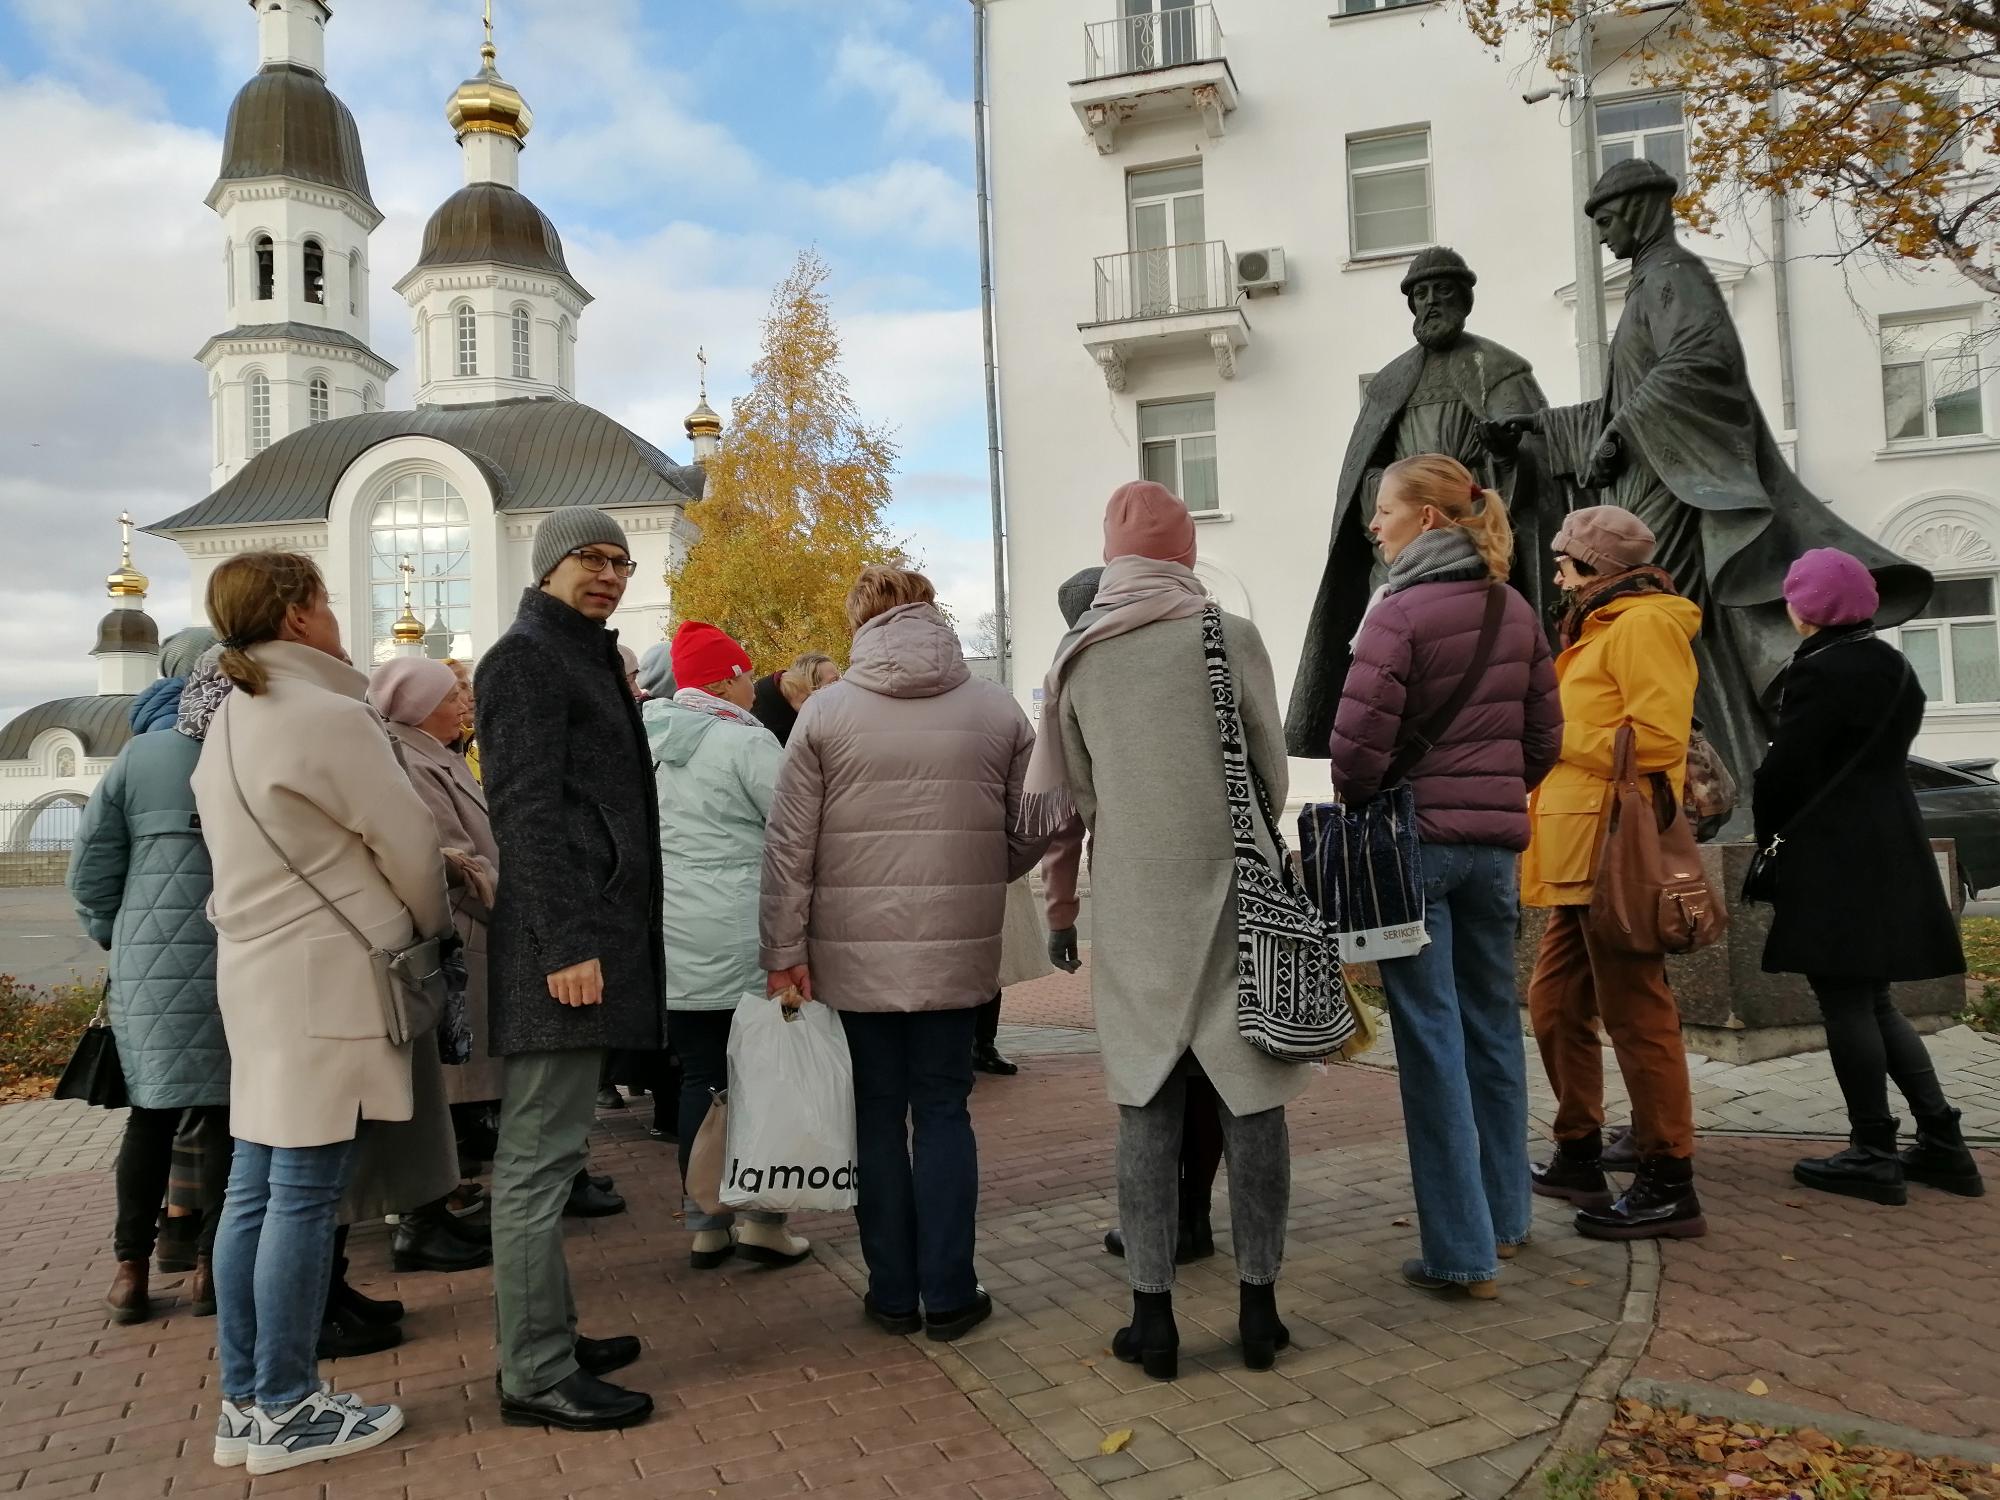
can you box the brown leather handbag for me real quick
[1589,724,1728,956]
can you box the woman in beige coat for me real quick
[191,552,449,1477]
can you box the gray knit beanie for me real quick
[1057,567,1104,629]
[161,626,219,680]
[531,506,631,584]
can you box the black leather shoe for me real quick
[329,1260,403,1326]
[565,1178,627,1219]
[1575,1156,1708,1240]
[1794,1122,1907,1205]
[864,1294,922,1336]
[1904,1108,1986,1197]
[1103,1228,1125,1258]
[586,1171,615,1193]
[576,1334,642,1378]
[500,1369,654,1431]
[393,1210,495,1272]
[596,1086,627,1110]
[1533,1132,1615,1208]
[972,1045,1019,1077]
[925,1288,993,1343]
[317,1305,403,1361]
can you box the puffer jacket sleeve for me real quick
[67,751,133,949]
[303,708,452,942]
[759,712,825,970]
[1003,707,1047,882]
[1328,599,1412,803]
[1522,624,1563,791]
[1562,607,1695,777]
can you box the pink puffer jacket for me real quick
[1330,578,1563,850]
[758,603,1044,1012]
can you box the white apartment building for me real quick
[982,0,2000,798]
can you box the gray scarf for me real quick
[175,647,234,742]
[1385,526,1488,593]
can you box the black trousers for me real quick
[1179,1072,1225,1225]
[973,994,1002,1051]
[1808,977,1951,1130]
[113,1105,231,1263]
[668,1010,733,1191]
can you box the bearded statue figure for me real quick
[1286,246,1566,757]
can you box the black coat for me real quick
[1753,625,1963,982]
[475,588,665,1055]
[750,673,800,747]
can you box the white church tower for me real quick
[200,0,395,489]
[396,10,593,408]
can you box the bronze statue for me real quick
[1286,246,1566,756]
[1505,158,1930,791]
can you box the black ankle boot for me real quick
[1575,1154,1708,1240]
[1532,1130,1614,1208]
[1174,1212,1215,1264]
[393,1200,495,1272]
[1903,1108,1986,1198]
[1111,1289,1178,1381]
[1794,1121,1906,1205]
[1238,1281,1290,1372]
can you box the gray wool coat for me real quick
[1059,611,1309,1118]
[476,587,665,1056]
[67,724,229,1110]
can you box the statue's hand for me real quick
[1494,413,1542,437]
[1477,419,1524,458]
[1580,432,1625,490]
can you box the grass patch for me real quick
[1961,916,2000,983]
[0,974,104,1101]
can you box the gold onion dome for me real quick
[392,606,426,644]
[447,42,532,143]
[106,511,149,598]
[685,398,722,441]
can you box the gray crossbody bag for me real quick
[220,702,448,1046]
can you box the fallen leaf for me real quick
[1569,1277,1594,1287]
[1725,1475,1751,1489]
[1747,1378,1770,1396]
[1099,1429,1133,1456]
[1606,1477,1639,1500]
[1780,1254,1797,1262]
[1079,1359,1097,1369]
[1391,1216,1411,1227]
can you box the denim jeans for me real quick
[1378,842,1532,1282]
[214,1135,359,1410]
[840,1008,979,1317]
[669,1009,781,1234]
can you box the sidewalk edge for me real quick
[1618,1376,2000,1469]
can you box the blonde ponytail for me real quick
[1382,453,1513,582]
[204,551,327,696]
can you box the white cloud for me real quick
[807,159,974,253]
[832,35,972,146]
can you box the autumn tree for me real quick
[668,250,907,671]
[1459,0,2000,294]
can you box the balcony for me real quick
[1071,6,1239,155]
[1078,241,1250,390]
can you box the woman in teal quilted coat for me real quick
[68,628,232,1326]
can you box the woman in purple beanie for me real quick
[1753,548,1983,1203]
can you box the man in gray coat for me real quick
[476,507,662,1432]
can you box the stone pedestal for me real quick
[1514,841,1969,1063]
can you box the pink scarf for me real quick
[671,686,763,729]
[1017,555,1208,835]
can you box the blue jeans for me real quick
[214,1136,359,1410]
[839,1009,979,1317]
[1377,842,1532,1282]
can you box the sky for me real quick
[0,0,992,726]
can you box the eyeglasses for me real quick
[567,548,638,578]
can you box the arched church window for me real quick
[512,305,532,380]
[348,249,362,316]
[557,315,573,392]
[362,382,380,413]
[308,376,330,425]
[368,473,473,666]
[418,312,431,386]
[248,373,271,454]
[254,236,274,301]
[54,748,76,778]
[303,239,325,304]
[455,303,478,377]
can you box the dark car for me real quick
[1908,756,2000,897]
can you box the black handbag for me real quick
[53,987,128,1110]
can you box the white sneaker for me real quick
[212,1399,255,1467]
[245,1382,403,1475]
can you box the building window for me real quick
[348,249,362,316]
[254,235,274,300]
[1872,92,1965,178]
[1127,162,1213,315]
[1896,575,2000,706]
[557,316,573,391]
[1139,396,1219,513]
[1597,93,1686,183]
[248,373,271,454]
[1117,0,1199,68]
[455,303,478,377]
[362,382,380,412]
[308,376,330,425]
[368,473,473,665]
[1881,315,1986,443]
[303,239,325,304]
[1348,127,1433,257]
[512,305,533,379]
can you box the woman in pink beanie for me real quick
[1753,549,1981,1202]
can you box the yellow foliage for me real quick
[668,249,908,673]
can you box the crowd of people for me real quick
[64,465,1985,1476]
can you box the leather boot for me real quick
[1238,1281,1290,1372]
[190,1257,216,1318]
[1576,1155,1708,1240]
[1112,1289,1178,1381]
[329,1254,404,1327]
[1532,1130,1615,1208]
[393,1200,495,1272]
[1903,1108,1986,1198]
[105,1260,150,1325]
[1793,1121,1907,1205]
[1176,1212,1216,1264]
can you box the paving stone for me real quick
[1263,1432,1367,1490]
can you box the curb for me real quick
[1619,1376,2000,1470]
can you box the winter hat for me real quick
[1057,567,1105,629]
[1784,548,1879,629]
[368,657,459,727]
[1102,481,1197,568]
[671,620,752,689]
[636,642,674,697]
[160,626,218,680]
[1553,505,1657,572]
[531,506,631,585]
[617,644,640,679]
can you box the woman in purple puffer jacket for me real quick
[1329,453,1563,1298]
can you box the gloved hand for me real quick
[1048,927,1081,973]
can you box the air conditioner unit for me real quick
[1235,247,1288,296]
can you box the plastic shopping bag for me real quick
[722,991,860,1214]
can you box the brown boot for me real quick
[106,1260,150,1325]
[190,1257,216,1318]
